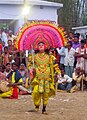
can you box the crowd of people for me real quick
[0,28,87,113]
[57,33,87,92]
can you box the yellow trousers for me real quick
[32,91,49,106]
[31,78,55,107]
[0,88,13,98]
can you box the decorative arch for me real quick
[16,21,67,51]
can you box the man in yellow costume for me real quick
[29,41,60,114]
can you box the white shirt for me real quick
[58,47,65,64]
[1,32,8,46]
[58,74,72,84]
[64,47,75,66]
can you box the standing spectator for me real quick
[75,40,86,71]
[2,46,9,66]
[72,34,80,50]
[64,41,75,77]
[0,29,1,39]
[52,48,60,67]
[8,30,16,43]
[72,34,81,68]
[7,40,13,54]
[68,32,74,42]
[1,29,8,46]
[0,39,2,51]
[58,46,66,70]
[0,49,3,66]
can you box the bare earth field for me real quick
[0,91,87,120]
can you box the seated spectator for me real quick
[57,69,72,91]
[18,63,30,95]
[9,55,15,65]
[4,63,11,77]
[0,65,6,81]
[14,52,20,67]
[0,62,23,99]
[72,68,84,86]
[71,67,86,92]
[0,65,7,93]
[19,63,28,88]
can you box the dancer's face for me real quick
[38,42,45,53]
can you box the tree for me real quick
[82,15,87,25]
[47,0,86,33]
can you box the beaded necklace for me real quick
[35,53,50,75]
[35,52,49,65]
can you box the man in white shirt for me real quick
[58,69,72,91]
[58,46,66,70]
[1,29,8,46]
[64,41,75,77]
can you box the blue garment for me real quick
[58,83,72,90]
[7,70,22,83]
[72,42,80,50]
[59,47,66,64]
[65,65,74,78]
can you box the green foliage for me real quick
[82,16,87,26]
[0,23,8,29]
[47,0,85,33]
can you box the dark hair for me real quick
[6,62,10,66]
[67,41,72,47]
[8,39,12,42]
[35,48,49,54]
[74,34,79,39]
[60,68,65,71]
[81,39,86,44]
[76,33,80,37]
[12,62,19,67]
[4,46,8,50]
[86,35,87,39]
[38,41,45,45]
[20,63,25,66]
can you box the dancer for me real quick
[15,21,67,114]
[29,41,60,114]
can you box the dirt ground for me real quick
[0,91,87,120]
